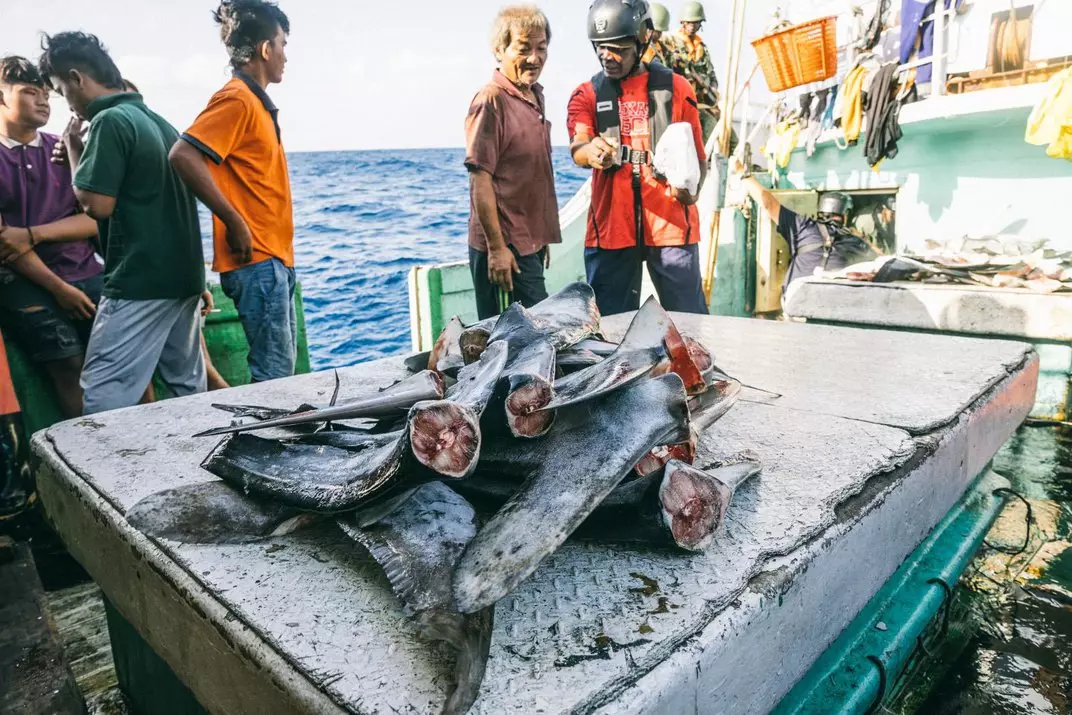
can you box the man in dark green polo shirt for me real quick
[38,32,207,414]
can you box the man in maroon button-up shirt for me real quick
[465,6,562,320]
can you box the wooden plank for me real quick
[0,539,86,715]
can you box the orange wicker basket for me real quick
[752,16,838,93]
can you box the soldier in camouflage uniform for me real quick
[641,3,676,67]
[669,1,720,141]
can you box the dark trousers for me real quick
[469,246,549,320]
[584,245,708,317]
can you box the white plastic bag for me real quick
[653,122,701,195]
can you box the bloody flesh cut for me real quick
[409,341,508,477]
[452,373,691,614]
[617,297,707,395]
[660,459,761,550]
[428,316,467,375]
[633,428,699,478]
[683,334,716,383]
[501,339,556,438]
[337,482,493,715]
[193,371,445,438]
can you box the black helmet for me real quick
[818,192,853,218]
[588,0,652,47]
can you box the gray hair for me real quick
[490,5,551,54]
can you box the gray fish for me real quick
[125,476,424,545]
[125,481,320,544]
[193,371,445,438]
[500,339,556,438]
[210,403,293,421]
[453,373,691,614]
[477,304,557,439]
[538,299,709,412]
[203,431,411,513]
[202,345,507,511]
[575,460,761,551]
[536,298,679,412]
[459,281,601,364]
[617,297,706,395]
[410,341,508,477]
[338,482,493,715]
[688,373,744,433]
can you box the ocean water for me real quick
[202,148,588,371]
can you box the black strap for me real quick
[591,63,675,169]
[816,223,836,270]
[647,61,674,152]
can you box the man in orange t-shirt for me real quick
[170,0,295,382]
[568,0,708,317]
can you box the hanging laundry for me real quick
[1025,66,1072,161]
[840,65,869,144]
[763,118,802,169]
[864,63,904,167]
[805,88,830,157]
[900,0,962,86]
[822,85,838,130]
[861,0,890,51]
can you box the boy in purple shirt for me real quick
[0,56,101,417]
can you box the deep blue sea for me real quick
[202,148,587,371]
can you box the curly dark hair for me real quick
[38,32,124,91]
[214,0,290,68]
[0,56,45,87]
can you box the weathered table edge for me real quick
[31,430,348,715]
[30,347,1039,715]
[783,279,1072,343]
[589,350,1039,714]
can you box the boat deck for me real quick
[31,314,1038,714]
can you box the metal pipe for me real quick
[932,0,947,95]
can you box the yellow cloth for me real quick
[841,65,869,144]
[763,119,802,169]
[1026,66,1072,161]
[678,30,705,62]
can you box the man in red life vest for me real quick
[567,0,708,316]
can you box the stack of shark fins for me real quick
[125,282,761,714]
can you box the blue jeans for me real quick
[220,258,297,382]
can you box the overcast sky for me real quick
[2,0,780,151]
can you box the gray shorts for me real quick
[81,295,207,415]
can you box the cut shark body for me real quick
[194,371,445,438]
[459,282,601,364]
[577,460,761,551]
[452,373,691,614]
[125,481,320,544]
[338,482,493,715]
[410,341,508,477]
[477,305,558,439]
